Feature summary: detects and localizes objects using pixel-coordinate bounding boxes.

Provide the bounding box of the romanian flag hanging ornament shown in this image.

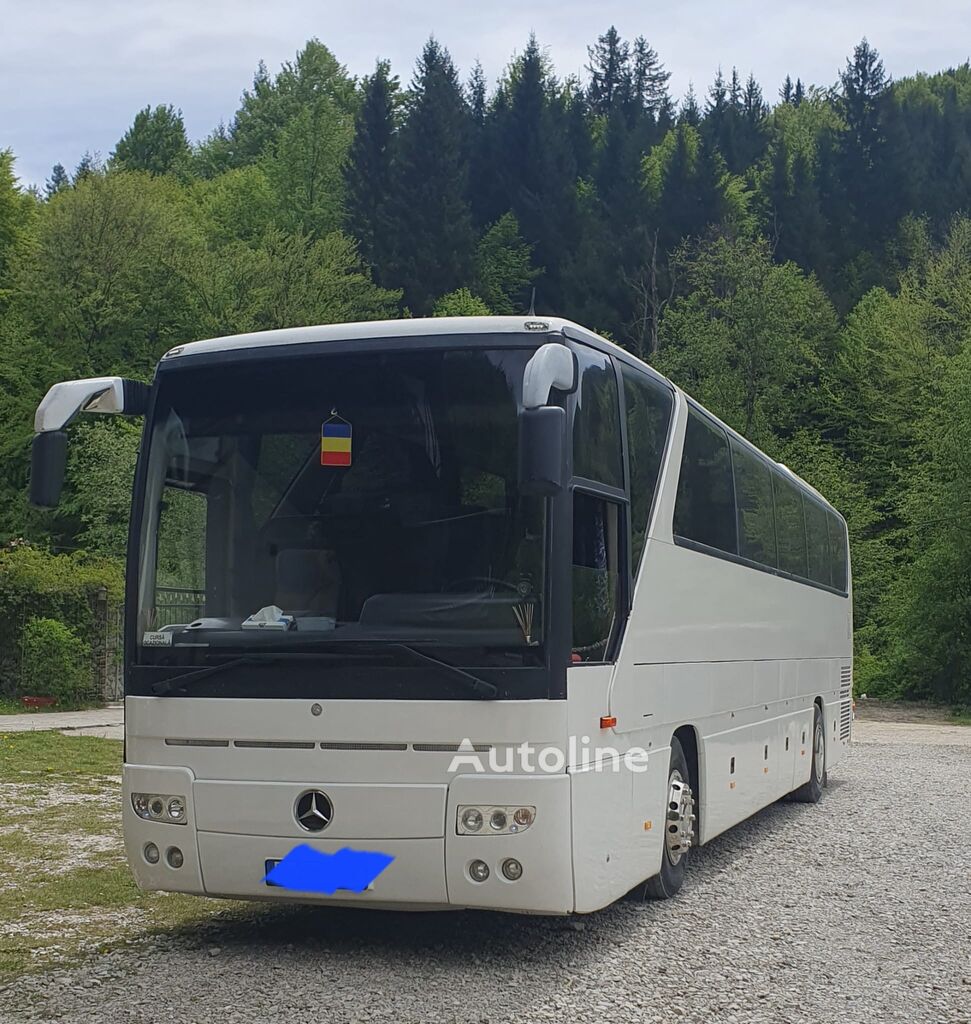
[321,409,352,467]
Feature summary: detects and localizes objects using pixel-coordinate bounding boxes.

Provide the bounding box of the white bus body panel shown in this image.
[123,697,578,913]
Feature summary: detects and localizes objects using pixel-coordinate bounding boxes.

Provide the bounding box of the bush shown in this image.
[19,617,91,704]
[0,544,122,698]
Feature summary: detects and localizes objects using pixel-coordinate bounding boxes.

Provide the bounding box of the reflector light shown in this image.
[600,716,617,729]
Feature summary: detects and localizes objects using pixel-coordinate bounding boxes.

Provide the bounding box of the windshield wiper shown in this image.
[148,644,498,700]
[383,642,498,699]
[152,655,272,696]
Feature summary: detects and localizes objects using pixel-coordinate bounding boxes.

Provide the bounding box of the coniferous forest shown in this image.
[2,30,971,703]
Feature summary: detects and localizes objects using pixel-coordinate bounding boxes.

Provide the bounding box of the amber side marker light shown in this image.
[600,715,617,729]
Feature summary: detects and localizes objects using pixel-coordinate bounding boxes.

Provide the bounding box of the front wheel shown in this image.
[643,737,695,900]
[790,704,827,803]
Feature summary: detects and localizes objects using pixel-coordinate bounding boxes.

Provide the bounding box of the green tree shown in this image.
[44,163,70,198]
[344,60,400,277]
[386,38,475,313]
[472,212,540,314]
[888,343,971,703]
[111,105,191,176]
[181,228,400,338]
[656,235,837,449]
[432,287,490,316]
[12,171,197,376]
[212,41,358,171]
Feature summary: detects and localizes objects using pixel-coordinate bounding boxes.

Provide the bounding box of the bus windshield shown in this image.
[135,345,547,659]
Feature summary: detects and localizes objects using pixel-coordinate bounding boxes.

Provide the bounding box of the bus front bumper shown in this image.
[122,765,575,913]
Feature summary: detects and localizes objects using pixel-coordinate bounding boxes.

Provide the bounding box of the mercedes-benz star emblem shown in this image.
[295,790,333,832]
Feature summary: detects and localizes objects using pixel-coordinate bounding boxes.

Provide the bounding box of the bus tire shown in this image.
[644,737,695,900]
[790,703,826,803]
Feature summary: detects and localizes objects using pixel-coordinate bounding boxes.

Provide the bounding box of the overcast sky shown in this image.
[4,0,971,188]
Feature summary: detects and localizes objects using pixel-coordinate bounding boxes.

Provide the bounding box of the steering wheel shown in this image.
[444,577,521,595]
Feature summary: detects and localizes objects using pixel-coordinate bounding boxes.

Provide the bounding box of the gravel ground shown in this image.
[2,730,969,1024]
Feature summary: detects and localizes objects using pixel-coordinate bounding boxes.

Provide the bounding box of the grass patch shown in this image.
[0,730,121,780]
[0,728,236,982]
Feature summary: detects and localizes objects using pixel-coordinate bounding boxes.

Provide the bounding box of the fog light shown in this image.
[489,809,507,831]
[501,858,523,881]
[461,808,483,833]
[469,859,490,883]
[167,797,185,821]
[166,846,184,869]
[144,842,160,864]
[513,807,535,828]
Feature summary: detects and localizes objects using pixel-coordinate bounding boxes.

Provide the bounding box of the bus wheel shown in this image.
[644,737,695,900]
[790,704,827,803]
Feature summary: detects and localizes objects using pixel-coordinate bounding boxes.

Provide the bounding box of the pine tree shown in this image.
[44,164,69,198]
[781,75,795,105]
[679,84,702,126]
[386,38,475,313]
[111,105,190,176]
[491,35,579,311]
[586,26,631,116]
[468,61,487,126]
[72,152,101,183]
[630,36,671,118]
[836,39,892,254]
[344,61,399,279]
[794,78,805,105]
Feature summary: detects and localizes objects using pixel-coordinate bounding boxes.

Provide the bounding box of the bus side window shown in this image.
[673,409,737,555]
[573,348,623,488]
[731,439,778,569]
[572,491,621,662]
[828,510,849,592]
[621,367,674,581]
[773,473,808,579]
[804,496,832,587]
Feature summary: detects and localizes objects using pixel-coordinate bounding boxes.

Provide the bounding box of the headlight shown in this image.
[131,792,187,825]
[456,805,535,835]
[460,808,484,832]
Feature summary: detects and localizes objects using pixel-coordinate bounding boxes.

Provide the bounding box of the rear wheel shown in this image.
[791,704,826,803]
[644,738,695,900]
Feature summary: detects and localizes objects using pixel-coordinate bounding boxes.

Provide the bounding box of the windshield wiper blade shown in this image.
[152,656,267,696]
[383,643,498,699]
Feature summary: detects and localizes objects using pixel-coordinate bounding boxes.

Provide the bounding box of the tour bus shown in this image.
[30,316,851,913]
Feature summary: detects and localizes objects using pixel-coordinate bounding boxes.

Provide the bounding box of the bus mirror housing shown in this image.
[29,376,150,509]
[29,430,69,509]
[519,405,566,496]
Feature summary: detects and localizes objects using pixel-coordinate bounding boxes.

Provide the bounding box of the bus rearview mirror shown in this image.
[29,430,68,509]
[519,406,565,496]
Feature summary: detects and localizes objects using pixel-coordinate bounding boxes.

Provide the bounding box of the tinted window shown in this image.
[572,492,621,663]
[804,496,831,587]
[622,367,674,578]
[828,511,848,592]
[773,473,808,578]
[573,349,623,487]
[731,439,777,568]
[674,409,737,555]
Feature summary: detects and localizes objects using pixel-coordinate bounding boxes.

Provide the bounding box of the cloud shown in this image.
[4,0,970,187]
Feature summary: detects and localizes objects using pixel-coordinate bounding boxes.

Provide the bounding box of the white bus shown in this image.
[30,316,851,913]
